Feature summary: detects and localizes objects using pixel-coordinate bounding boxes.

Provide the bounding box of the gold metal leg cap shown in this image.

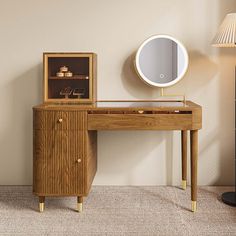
[182,180,187,190]
[191,201,197,212]
[39,203,44,212]
[77,203,83,213]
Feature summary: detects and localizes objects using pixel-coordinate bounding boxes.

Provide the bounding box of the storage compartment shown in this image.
[33,109,97,196]
[33,110,87,130]
[88,113,193,130]
[33,130,85,195]
[44,53,97,103]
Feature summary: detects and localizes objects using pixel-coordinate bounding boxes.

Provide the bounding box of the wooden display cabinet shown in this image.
[43,53,97,103]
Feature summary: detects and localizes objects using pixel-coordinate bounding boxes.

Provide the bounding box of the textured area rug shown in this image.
[0,186,235,235]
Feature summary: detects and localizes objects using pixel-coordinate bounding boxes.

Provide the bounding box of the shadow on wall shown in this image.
[162,50,218,93]
[177,50,219,185]
[205,0,236,185]
[121,50,218,98]
[218,51,236,185]
[120,53,178,184]
[120,48,218,185]
[187,50,218,86]
[214,0,236,185]
[0,64,42,184]
[121,52,159,99]
[97,130,176,185]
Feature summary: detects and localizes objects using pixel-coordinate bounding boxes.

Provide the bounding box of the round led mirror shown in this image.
[135,35,189,87]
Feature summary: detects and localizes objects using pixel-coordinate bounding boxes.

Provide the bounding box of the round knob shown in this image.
[58,118,63,123]
[138,110,144,114]
[76,159,82,163]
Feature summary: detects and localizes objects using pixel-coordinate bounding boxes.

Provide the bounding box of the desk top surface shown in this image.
[34,100,201,111]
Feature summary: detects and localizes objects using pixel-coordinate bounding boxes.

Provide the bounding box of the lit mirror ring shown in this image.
[135,35,189,88]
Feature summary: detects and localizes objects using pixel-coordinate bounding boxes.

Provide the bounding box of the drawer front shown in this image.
[34,110,86,130]
[88,114,193,130]
[33,130,85,195]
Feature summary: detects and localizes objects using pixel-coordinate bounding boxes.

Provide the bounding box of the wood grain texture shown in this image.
[77,196,83,203]
[88,114,193,130]
[85,131,97,195]
[33,100,201,112]
[33,130,85,195]
[33,110,96,196]
[34,110,87,130]
[191,108,202,130]
[33,101,201,209]
[39,196,45,203]
[190,130,198,201]
[181,130,187,181]
[92,54,97,103]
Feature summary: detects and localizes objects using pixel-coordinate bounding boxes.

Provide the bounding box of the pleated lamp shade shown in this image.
[212,13,236,47]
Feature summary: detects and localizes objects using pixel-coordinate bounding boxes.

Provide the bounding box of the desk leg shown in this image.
[39,196,45,213]
[181,130,187,190]
[190,130,198,212]
[77,196,83,213]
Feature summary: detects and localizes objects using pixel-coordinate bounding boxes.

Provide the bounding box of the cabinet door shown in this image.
[33,130,85,195]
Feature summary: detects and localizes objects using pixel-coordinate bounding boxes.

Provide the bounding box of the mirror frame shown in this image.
[135,35,189,88]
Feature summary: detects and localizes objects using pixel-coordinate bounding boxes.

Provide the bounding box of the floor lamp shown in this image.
[212,13,236,206]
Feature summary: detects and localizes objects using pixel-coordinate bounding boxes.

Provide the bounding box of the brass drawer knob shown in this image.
[138,110,144,114]
[58,118,63,123]
[76,159,82,163]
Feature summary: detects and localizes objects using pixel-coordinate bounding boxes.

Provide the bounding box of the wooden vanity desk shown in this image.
[33,100,202,212]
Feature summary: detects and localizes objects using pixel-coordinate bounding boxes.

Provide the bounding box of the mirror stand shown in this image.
[160,88,186,104]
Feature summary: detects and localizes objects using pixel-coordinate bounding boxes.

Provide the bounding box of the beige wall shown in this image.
[0,0,236,185]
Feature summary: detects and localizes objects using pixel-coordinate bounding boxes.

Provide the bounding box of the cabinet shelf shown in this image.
[49,76,89,80]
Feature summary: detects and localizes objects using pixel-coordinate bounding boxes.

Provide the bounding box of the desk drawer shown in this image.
[33,110,86,130]
[88,114,193,130]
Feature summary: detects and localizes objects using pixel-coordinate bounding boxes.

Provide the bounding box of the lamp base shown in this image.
[222,192,236,206]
